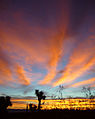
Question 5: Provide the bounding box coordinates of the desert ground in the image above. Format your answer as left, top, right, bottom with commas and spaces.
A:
1, 109, 95, 119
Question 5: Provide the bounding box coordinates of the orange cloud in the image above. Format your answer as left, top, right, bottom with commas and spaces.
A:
0, 42, 31, 86
15, 64, 31, 86
39, 67, 57, 85
0, 19, 69, 86
0, 62, 31, 86
90, 84, 95, 87
0, 47, 13, 86
0, 59, 12, 79
53, 37, 95, 87
0, 26, 50, 65
39, 32, 65, 85
1, 7, 93, 88
0, 1, 72, 87
68, 78, 95, 88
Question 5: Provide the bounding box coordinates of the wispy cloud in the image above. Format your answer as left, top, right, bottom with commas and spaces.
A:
67, 78, 95, 88
53, 37, 95, 86
0, 0, 95, 90
0, 18, 68, 87
39, 32, 65, 85
15, 64, 31, 86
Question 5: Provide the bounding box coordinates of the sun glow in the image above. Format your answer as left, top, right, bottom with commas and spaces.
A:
8, 99, 95, 110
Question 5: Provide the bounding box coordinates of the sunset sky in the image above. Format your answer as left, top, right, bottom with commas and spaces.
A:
0, 0, 95, 101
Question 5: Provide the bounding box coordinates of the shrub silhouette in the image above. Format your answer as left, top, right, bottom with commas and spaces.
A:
0, 96, 12, 113
29, 103, 37, 111
35, 90, 46, 110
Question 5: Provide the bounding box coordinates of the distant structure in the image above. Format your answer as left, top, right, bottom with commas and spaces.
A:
29, 103, 37, 111
35, 90, 46, 110
0, 96, 12, 113
26, 104, 28, 112
26, 103, 37, 112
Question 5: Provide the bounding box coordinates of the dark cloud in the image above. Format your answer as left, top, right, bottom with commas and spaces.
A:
12, 96, 36, 100
0, 47, 10, 64
23, 86, 34, 95
66, 0, 95, 37
0, 93, 7, 96
0, 46, 12, 83
57, 69, 65, 74
0, 0, 10, 12
0, 0, 95, 36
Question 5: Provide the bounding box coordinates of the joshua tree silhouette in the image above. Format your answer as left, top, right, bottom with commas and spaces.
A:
0, 96, 12, 113
35, 90, 46, 110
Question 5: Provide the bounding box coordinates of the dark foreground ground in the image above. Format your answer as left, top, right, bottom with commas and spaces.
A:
1, 110, 95, 119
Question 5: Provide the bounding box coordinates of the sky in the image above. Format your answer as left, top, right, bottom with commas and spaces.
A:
0, 0, 95, 100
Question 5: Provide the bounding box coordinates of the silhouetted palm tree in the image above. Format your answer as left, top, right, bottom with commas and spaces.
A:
35, 90, 46, 110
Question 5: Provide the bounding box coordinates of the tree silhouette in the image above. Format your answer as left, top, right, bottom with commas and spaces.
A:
82, 87, 92, 99
29, 103, 37, 111
57, 85, 64, 99
35, 90, 46, 110
82, 86, 95, 109
0, 96, 12, 113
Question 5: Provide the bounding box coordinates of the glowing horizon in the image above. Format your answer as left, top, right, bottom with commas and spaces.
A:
0, 0, 95, 101
8, 98, 95, 110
